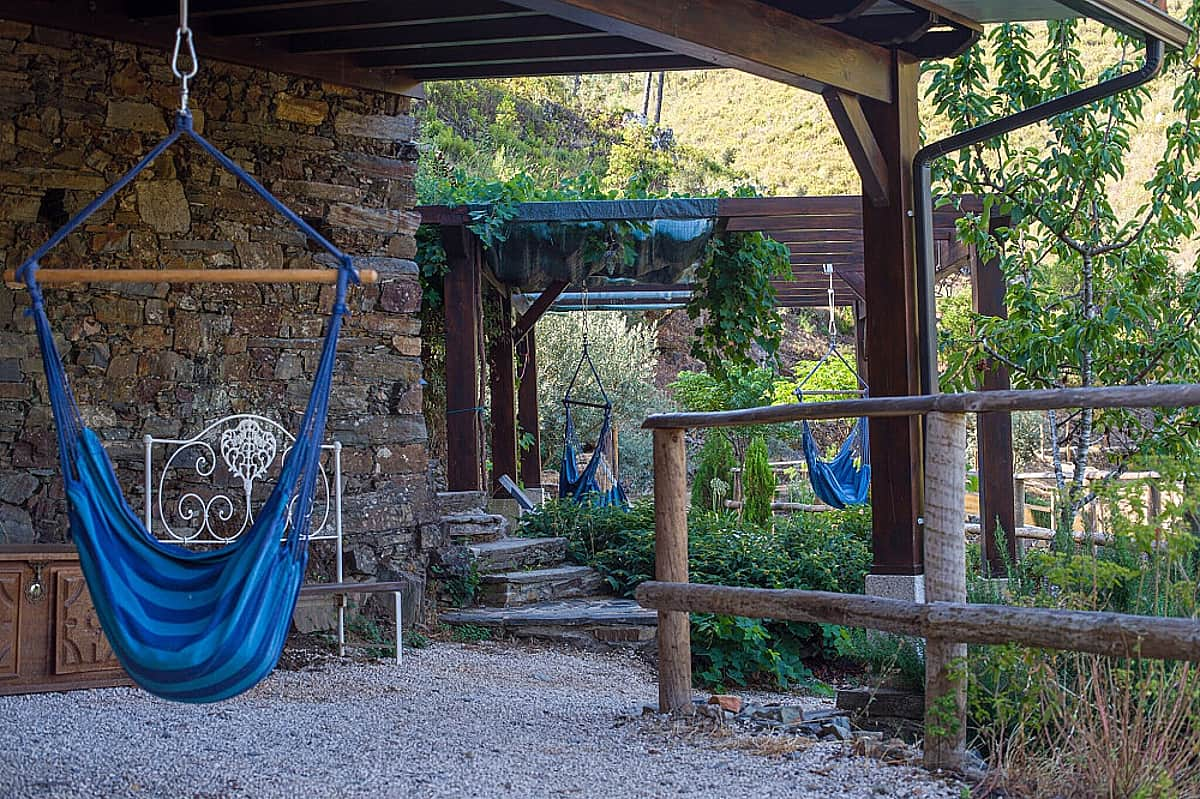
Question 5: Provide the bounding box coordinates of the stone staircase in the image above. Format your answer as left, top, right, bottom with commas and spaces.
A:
436, 491, 657, 653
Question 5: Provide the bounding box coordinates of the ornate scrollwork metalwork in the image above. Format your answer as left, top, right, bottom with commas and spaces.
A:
148, 414, 336, 545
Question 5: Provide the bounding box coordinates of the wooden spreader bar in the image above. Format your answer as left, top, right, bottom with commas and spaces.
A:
3, 268, 379, 286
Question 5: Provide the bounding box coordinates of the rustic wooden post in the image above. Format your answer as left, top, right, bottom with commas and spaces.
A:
653, 427, 692, 713
973, 215, 1016, 574
1013, 476, 1026, 527
923, 411, 968, 771
487, 292, 518, 498
517, 336, 542, 491
860, 53, 925, 586
442, 225, 484, 491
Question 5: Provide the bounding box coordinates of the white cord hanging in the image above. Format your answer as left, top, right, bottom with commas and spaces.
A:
794, 263, 868, 399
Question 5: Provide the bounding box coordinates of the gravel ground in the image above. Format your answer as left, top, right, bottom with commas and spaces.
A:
0, 642, 964, 799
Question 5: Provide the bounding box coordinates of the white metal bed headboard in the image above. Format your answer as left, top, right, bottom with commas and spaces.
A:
142, 414, 343, 582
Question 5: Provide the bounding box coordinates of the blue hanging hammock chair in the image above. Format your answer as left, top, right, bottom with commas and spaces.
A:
558, 334, 628, 508
794, 265, 871, 509
17, 110, 362, 703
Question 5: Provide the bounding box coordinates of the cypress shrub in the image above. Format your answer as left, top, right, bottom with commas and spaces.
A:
742, 434, 775, 525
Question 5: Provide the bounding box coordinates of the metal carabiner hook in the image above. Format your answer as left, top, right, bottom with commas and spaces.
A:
171, 27, 199, 114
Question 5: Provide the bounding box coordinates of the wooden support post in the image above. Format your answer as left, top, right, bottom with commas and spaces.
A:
1013, 477, 1026, 526
859, 53, 924, 580
853, 299, 868, 386
488, 293, 518, 498
974, 215, 1016, 574
653, 427, 692, 713
442, 225, 484, 492
923, 411, 968, 771
517, 335, 543, 489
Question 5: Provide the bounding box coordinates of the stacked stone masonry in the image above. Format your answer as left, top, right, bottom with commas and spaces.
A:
0, 21, 435, 623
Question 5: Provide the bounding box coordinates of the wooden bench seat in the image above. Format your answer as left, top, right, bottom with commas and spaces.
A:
298, 581, 405, 664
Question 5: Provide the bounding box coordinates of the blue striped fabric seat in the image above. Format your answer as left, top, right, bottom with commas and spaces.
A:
18, 110, 358, 703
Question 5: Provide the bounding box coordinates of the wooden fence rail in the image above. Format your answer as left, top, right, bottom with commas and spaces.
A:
642, 383, 1200, 429
640, 384, 1200, 771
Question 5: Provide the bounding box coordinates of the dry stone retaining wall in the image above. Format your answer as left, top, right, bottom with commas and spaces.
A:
0, 21, 437, 622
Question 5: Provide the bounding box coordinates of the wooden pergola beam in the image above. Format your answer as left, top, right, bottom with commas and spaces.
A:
503, 0, 894, 102
513, 280, 570, 343
823, 89, 890, 207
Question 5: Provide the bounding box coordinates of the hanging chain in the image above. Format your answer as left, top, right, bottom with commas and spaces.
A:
171, 0, 199, 114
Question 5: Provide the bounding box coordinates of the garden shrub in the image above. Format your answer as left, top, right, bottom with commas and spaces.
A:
517, 499, 871, 689
691, 431, 736, 512
741, 434, 775, 525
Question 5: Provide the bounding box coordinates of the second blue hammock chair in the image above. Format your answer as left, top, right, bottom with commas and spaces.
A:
17, 110, 361, 703
558, 331, 628, 508
794, 265, 871, 509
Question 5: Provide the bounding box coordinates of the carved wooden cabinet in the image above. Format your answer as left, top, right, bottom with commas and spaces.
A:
0, 545, 129, 695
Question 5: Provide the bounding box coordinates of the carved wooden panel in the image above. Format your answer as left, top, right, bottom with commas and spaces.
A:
54, 569, 119, 675
0, 570, 20, 679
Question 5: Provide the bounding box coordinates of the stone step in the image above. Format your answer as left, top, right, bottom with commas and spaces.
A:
437, 491, 487, 516
469, 537, 567, 573
442, 512, 509, 543
441, 598, 657, 653
477, 565, 607, 607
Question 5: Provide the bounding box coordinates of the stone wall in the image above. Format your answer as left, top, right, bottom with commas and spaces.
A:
0, 21, 438, 620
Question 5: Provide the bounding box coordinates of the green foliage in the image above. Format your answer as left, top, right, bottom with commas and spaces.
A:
668, 367, 776, 413
741, 435, 775, 526
431, 561, 480, 609
692, 614, 814, 689
691, 431, 737, 512
450, 624, 493, 643
404, 630, 431, 649
517, 499, 871, 689
832, 629, 926, 692
686, 227, 792, 377
927, 9, 1200, 531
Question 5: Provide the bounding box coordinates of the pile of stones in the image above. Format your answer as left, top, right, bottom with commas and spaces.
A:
644, 694, 861, 742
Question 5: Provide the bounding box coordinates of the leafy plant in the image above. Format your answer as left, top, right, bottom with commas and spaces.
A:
928, 10, 1200, 537
516, 499, 871, 689
686, 225, 792, 377
431, 561, 480, 609
742, 434, 775, 525
450, 623, 493, 643
404, 630, 431, 649
691, 431, 736, 512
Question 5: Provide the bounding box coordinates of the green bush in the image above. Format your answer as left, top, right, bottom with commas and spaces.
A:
691, 431, 736, 512
517, 499, 871, 689
742, 434, 775, 525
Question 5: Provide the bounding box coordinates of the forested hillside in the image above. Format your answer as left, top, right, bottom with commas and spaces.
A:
418, 2, 1194, 263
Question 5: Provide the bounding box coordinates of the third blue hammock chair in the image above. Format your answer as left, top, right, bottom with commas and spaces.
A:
558, 311, 628, 508
794, 265, 871, 509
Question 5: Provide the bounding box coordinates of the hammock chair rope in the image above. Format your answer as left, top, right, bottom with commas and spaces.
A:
794, 264, 871, 509
19, 5, 362, 703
